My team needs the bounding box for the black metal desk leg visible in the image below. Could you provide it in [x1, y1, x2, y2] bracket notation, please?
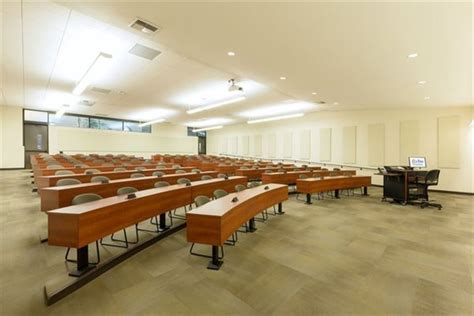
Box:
[335, 189, 340, 199]
[207, 245, 223, 270]
[69, 245, 95, 277]
[363, 186, 368, 196]
[248, 217, 257, 232]
[277, 202, 285, 214]
[305, 194, 312, 205]
[158, 213, 170, 232]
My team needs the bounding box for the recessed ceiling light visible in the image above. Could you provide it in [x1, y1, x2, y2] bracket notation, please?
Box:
[424, 96, 431, 100]
[279, 76, 286, 80]
[227, 51, 235, 56]
[418, 80, 427, 85]
[333, 102, 339, 105]
[408, 53, 418, 58]
[312, 92, 317, 95]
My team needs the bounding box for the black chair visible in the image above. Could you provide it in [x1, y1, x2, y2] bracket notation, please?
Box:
[413, 169, 442, 210]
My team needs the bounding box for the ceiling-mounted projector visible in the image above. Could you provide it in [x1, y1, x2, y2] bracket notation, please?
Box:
[228, 79, 243, 93]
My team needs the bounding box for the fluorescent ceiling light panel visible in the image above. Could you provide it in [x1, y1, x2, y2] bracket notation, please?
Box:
[247, 113, 304, 124]
[186, 118, 230, 128]
[138, 118, 165, 127]
[187, 96, 246, 114]
[192, 125, 223, 132]
[239, 101, 313, 118]
[73, 52, 113, 96]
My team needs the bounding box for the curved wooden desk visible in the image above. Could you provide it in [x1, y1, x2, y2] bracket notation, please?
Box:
[186, 183, 288, 269]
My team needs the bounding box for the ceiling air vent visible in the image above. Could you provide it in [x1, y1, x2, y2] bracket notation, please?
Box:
[91, 87, 111, 95]
[78, 100, 96, 107]
[129, 19, 159, 34]
[129, 44, 162, 61]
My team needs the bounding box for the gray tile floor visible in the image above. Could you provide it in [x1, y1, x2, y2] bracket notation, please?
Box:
[0, 170, 472, 315]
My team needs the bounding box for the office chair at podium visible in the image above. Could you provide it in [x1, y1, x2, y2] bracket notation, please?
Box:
[412, 169, 442, 210]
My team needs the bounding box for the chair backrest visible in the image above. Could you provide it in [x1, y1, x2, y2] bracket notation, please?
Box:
[75, 164, 88, 168]
[213, 189, 228, 199]
[328, 172, 338, 177]
[114, 167, 126, 172]
[333, 168, 341, 171]
[299, 174, 308, 179]
[248, 182, 260, 188]
[172, 164, 181, 169]
[103, 163, 114, 167]
[312, 173, 321, 178]
[130, 173, 145, 178]
[156, 165, 166, 170]
[47, 165, 63, 169]
[154, 181, 170, 188]
[84, 169, 100, 175]
[72, 193, 103, 205]
[264, 169, 272, 174]
[117, 186, 138, 195]
[240, 166, 249, 170]
[177, 178, 191, 185]
[425, 169, 440, 185]
[55, 170, 74, 175]
[342, 171, 353, 176]
[192, 168, 201, 173]
[91, 176, 110, 183]
[135, 167, 146, 171]
[201, 175, 213, 180]
[175, 169, 186, 174]
[293, 168, 301, 171]
[217, 173, 227, 178]
[152, 171, 164, 177]
[56, 178, 81, 186]
[235, 184, 247, 192]
[194, 195, 210, 207]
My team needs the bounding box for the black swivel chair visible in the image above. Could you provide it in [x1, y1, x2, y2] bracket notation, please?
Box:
[413, 169, 442, 210]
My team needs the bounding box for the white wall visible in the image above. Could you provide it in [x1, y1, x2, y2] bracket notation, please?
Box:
[49, 122, 197, 158]
[0, 105, 24, 168]
[208, 106, 474, 193]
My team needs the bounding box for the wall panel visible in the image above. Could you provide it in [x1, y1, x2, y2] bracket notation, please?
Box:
[320, 128, 331, 161]
[400, 120, 420, 164]
[438, 116, 460, 168]
[241, 135, 249, 156]
[300, 129, 311, 159]
[254, 135, 262, 157]
[367, 124, 385, 166]
[267, 133, 276, 158]
[283, 132, 292, 158]
[343, 126, 357, 164]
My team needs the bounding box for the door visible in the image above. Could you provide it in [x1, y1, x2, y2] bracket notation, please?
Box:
[24, 124, 48, 169]
[198, 136, 206, 155]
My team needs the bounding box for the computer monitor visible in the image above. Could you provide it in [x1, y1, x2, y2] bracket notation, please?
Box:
[408, 156, 426, 168]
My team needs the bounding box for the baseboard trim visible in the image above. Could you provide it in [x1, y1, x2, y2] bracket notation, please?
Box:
[0, 167, 26, 170]
[370, 184, 473, 196]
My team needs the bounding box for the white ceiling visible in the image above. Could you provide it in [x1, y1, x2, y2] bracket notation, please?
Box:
[1, 1, 472, 127]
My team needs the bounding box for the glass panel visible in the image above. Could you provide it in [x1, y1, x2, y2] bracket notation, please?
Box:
[49, 114, 80, 128]
[78, 117, 89, 128]
[24, 110, 48, 123]
[90, 118, 100, 129]
[124, 121, 142, 132]
[99, 119, 123, 131]
[187, 126, 206, 137]
[24, 124, 48, 151]
[142, 125, 151, 133]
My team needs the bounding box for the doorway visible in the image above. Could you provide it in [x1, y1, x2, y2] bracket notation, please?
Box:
[198, 136, 206, 155]
[24, 123, 48, 169]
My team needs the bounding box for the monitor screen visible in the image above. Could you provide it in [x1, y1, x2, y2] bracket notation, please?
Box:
[409, 156, 426, 168]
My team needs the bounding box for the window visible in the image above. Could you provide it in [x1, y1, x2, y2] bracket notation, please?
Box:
[49, 114, 82, 128]
[124, 121, 151, 133]
[99, 118, 123, 131]
[187, 127, 206, 137]
[24, 110, 48, 123]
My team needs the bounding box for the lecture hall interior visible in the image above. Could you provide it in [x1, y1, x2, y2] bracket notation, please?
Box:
[0, 1, 473, 315]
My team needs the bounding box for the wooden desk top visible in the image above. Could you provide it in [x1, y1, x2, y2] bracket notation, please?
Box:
[48, 176, 248, 248]
[39, 171, 219, 212]
[296, 175, 371, 193]
[36, 167, 194, 188]
[187, 184, 288, 245]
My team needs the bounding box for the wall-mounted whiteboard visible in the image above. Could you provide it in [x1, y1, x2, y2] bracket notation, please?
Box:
[400, 120, 420, 164]
[438, 116, 460, 168]
[343, 126, 357, 164]
[267, 133, 276, 158]
[283, 132, 292, 158]
[320, 128, 332, 161]
[241, 135, 249, 156]
[254, 135, 262, 157]
[300, 129, 311, 159]
[367, 124, 385, 166]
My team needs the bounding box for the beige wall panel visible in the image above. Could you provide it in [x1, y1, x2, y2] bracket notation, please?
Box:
[438, 116, 460, 168]
[343, 126, 357, 164]
[320, 128, 331, 161]
[267, 133, 276, 158]
[300, 129, 311, 159]
[399, 120, 420, 164]
[254, 134, 262, 157]
[241, 135, 249, 156]
[367, 124, 385, 166]
[283, 132, 292, 158]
